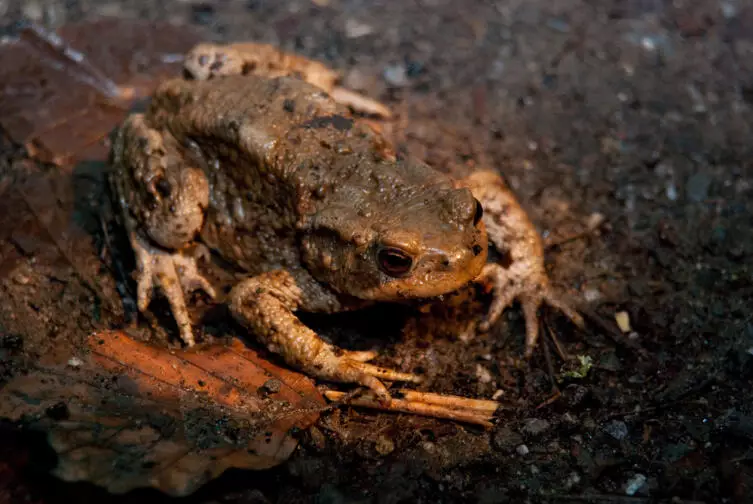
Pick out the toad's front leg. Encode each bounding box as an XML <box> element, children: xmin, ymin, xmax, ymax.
<box><xmin>460</xmin><ymin>170</ymin><xmax>584</xmax><ymax>357</ymax></box>
<box><xmin>229</xmin><ymin>269</ymin><xmax>421</xmax><ymax>400</ymax></box>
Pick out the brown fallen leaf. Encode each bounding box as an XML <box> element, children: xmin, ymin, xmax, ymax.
<box><xmin>0</xmin><ymin>331</ymin><xmax>325</xmax><ymax>496</ymax></box>
<box><xmin>0</xmin><ymin>19</ymin><xmax>202</xmax><ymax>166</ymax></box>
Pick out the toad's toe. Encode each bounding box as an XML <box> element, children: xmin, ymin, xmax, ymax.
<box><xmin>184</xmin><ymin>44</ymin><xmax>243</xmax><ymax>81</ymax></box>
<box><xmin>477</xmin><ymin>263</ymin><xmax>582</xmax><ymax>356</ymax></box>
<box><xmin>130</xmin><ymin>234</ymin><xmax>216</xmax><ymax>347</ymax></box>
<box><xmin>333</xmin><ymin>358</ymin><xmax>423</xmax><ymax>402</ymax></box>
<box><xmin>340</xmin><ymin>349</ymin><xmax>380</xmax><ymax>362</ymax></box>
<box><xmin>172</xmin><ymin>251</ymin><xmax>217</xmax><ymax>300</ymax></box>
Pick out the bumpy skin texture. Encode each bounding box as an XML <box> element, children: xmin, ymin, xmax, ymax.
<box><xmin>184</xmin><ymin>42</ymin><xmax>392</xmax><ymax>118</ymax></box>
<box><xmin>111</xmin><ymin>43</ymin><xmax>582</xmax><ymax>399</ymax></box>
<box><xmin>111</xmin><ymin>74</ymin><xmax>488</xmax><ymax>398</ymax></box>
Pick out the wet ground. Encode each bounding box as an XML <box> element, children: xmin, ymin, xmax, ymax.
<box><xmin>1</xmin><ymin>0</ymin><xmax>753</xmax><ymax>503</ymax></box>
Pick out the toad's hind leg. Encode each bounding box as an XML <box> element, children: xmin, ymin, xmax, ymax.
<box><xmin>230</xmin><ymin>269</ymin><xmax>421</xmax><ymax>400</ymax></box>
<box><xmin>460</xmin><ymin>170</ymin><xmax>584</xmax><ymax>357</ymax></box>
<box><xmin>183</xmin><ymin>42</ymin><xmax>392</xmax><ymax>118</ymax></box>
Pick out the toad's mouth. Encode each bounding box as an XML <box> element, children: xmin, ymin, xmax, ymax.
<box><xmin>363</xmin><ymin>244</ymin><xmax>489</xmax><ymax>302</ymax></box>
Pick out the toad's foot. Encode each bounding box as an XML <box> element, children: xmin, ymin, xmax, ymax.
<box><xmin>476</xmin><ymin>263</ymin><xmax>583</xmax><ymax>357</ymax></box>
<box><xmin>131</xmin><ymin>233</ymin><xmax>216</xmax><ymax>347</ymax></box>
<box><xmin>184</xmin><ymin>42</ymin><xmax>392</xmax><ymax>118</ymax></box>
<box><xmin>230</xmin><ymin>269</ymin><xmax>421</xmax><ymax>401</ymax></box>
<box><xmin>460</xmin><ymin>170</ymin><xmax>584</xmax><ymax>356</ymax></box>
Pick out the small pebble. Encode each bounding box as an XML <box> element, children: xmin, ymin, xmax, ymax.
<box><xmin>516</xmin><ymin>444</ymin><xmax>530</xmax><ymax>456</ymax></box>
<box><xmin>344</xmin><ymin>18</ymin><xmax>374</xmax><ymax>38</ymax></box>
<box><xmin>67</xmin><ymin>356</ymin><xmax>83</xmax><ymax>368</ymax></box>
<box><xmin>641</xmin><ymin>36</ymin><xmax>656</xmax><ymax>51</ymax></box>
<box><xmin>604</xmin><ymin>420</ymin><xmax>629</xmax><ymax>440</ymax></box>
<box><xmin>522</xmin><ymin>418</ymin><xmax>551</xmax><ymax>436</ymax></box>
<box><xmin>583</xmin><ymin>288</ymin><xmax>602</xmax><ymax>303</ymax></box>
<box><xmin>491</xmin><ymin>389</ymin><xmax>504</xmax><ymax>400</ymax></box>
<box><xmin>492</xmin><ymin>427</ymin><xmax>523</xmax><ymax>452</ymax></box>
<box><xmin>615</xmin><ymin>311</ymin><xmax>632</xmax><ymax>333</ymax></box>
<box><xmin>564</xmin><ymin>472</ymin><xmax>581</xmax><ymax>489</ymax></box>
<box><xmin>561</xmin><ymin>413</ymin><xmax>577</xmax><ymax>424</ymax></box>
<box><xmin>625</xmin><ymin>473</ymin><xmax>647</xmax><ymax>495</ymax></box>
<box><xmin>383</xmin><ymin>64</ymin><xmax>408</xmax><ymax>87</ymax></box>
<box><xmin>666</xmin><ymin>183</ymin><xmax>678</xmax><ymax>201</ymax></box>
<box><xmin>476</xmin><ymin>364</ymin><xmax>493</xmax><ymax>384</ymax></box>
<box><xmin>586</xmin><ymin>212</ymin><xmax>605</xmax><ymax>231</ymax></box>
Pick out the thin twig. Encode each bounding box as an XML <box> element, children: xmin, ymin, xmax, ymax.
<box><xmin>395</xmin><ymin>390</ymin><xmax>500</xmax><ymax>414</ymax></box>
<box><xmin>323</xmin><ymin>389</ymin><xmax>498</xmax><ymax>428</ymax></box>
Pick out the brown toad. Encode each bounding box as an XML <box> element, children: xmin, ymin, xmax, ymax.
<box><xmin>110</xmin><ymin>42</ymin><xmax>582</xmax><ymax>399</ymax></box>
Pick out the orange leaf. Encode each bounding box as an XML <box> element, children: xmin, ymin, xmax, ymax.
<box><xmin>0</xmin><ymin>331</ymin><xmax>325</xmax><ymax>496</ymax></box>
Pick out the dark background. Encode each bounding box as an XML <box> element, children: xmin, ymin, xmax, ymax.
<box><xmin>1</xmin><ymin>0</ymin><xmax>752</xmax><ymax>502</ymax></box>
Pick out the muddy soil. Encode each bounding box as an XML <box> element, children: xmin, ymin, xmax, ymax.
<box><xmin>1</xmin><ymin>0</ymin><xmax>753</xmax><ymax>503</ymax></box>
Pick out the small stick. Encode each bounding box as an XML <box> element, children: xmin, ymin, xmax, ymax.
<box><xmin>395</xmin><ymin>390</ymin><xmax>500</xmax><ymax>414</ymax></box>
<box><xmin>323</xmin><ymin>390</ymin><xmax>498</xmax><ymax>428</ymax></box>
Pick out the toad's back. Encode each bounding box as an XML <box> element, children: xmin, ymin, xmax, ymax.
<box><xmin>142</xmin><ymin>75</ymin><xmax>400</xmax><ymax>272</ymax></box>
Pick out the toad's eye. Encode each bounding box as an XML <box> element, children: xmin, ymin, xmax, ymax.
<box><xmin>473</xmin><ymin>199</ymin><xmax>484</xmax><ymax>226</ymax></box>
<box><xmin>377</xmin><ymin>247</ymin><xmax>414</xmax><ymax>277</ymax></box>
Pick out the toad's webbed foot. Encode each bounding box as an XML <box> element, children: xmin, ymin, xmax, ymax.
<box><xmin>460</xmin><ymin>170</ymin><xmax>584</xmax><ymax>356</ymax></box>
<box><xmin>229</xmin><ymin>269</ymin><xmax>421</xmax><ymax>401</ymax></box>
<box><xmin>131</xmin><ymin>234</ymin><xmax>216</xmax><ymax>347</ymax></box>
<box><xmin>476</xmin><ymin>263</ymin><xmax>583</xmax><ymax>357</ymax></box>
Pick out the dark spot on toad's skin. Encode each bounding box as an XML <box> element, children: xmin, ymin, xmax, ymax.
<box><xmin>472</xmin><ymin>244</ymin><xmax>484</xmax><ymax>256</ymax></box>
<box><xmin>242</xmin><ymin>61</ymin><xmax>257</xmax><ymax>74</ymax></box>
<box><xmin>283</xmin><ymin>99</ymin><xmax>296</xmax><ymax>113</ymax></box>
<box><xmin>155</xmin><ymin>177</ymin><xmax>172</xmax><ymax>197</ymax></box>
<box><xmin>496</xmin><ymin>247</ymin><xmax>514</xmax><ymax>268</ymax></box>
<box><xmin>301</xmin><ymin>115</ymin><xmax>354</xmax><ymax>131</ymax></box>
<box><xmin>145</xmin><ymin>192</ymin><xmax>158</xmax><ymax>210</ymax></box>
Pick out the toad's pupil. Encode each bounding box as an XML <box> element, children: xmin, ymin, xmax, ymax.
<box><xmin>377</xmin><ymin>248</ymin><xmax>413</xmax><ymax>277</ymax></box>
<box><xmin>473</xmin><ymin>199</ymin><xmax>484</xmax><ymax>225</ymax></box>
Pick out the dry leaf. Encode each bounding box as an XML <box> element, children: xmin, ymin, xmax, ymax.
<box><xmin>0</xmin><ymin>331</ymin><xmax>325</xmax><ymax>496</ymax></box>
<box><xmin>0</xmin><ymin>19</ymin><xmax>201</xmax><ymax>166</ymax></box>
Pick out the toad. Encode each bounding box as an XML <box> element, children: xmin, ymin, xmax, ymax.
<box><xmin>110</xmin><ymin>42</ymin><xmax>583</xmax><ymax>400</ymax></box>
